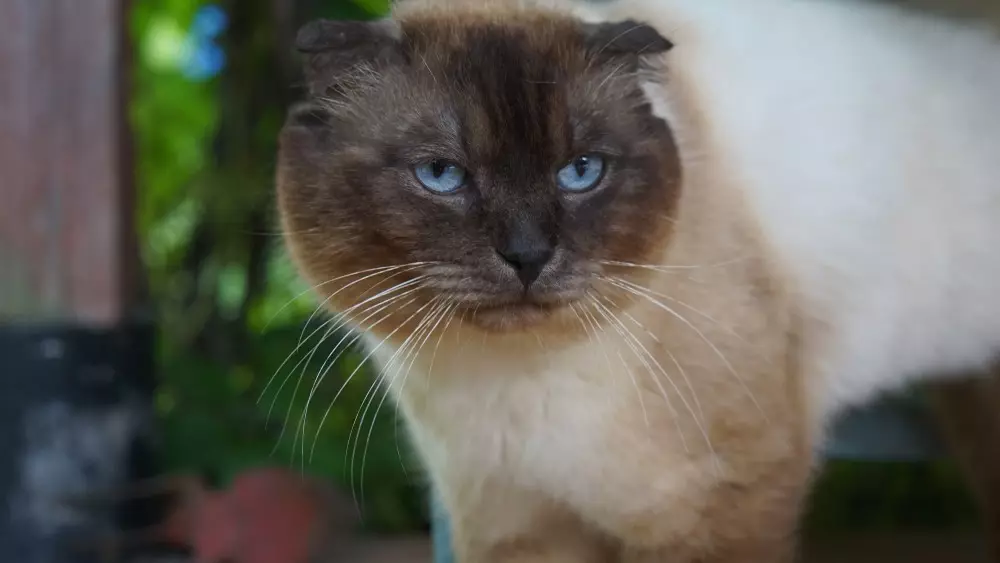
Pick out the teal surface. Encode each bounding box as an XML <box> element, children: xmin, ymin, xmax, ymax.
<box><xmin>432</xmin><ymin>495</ymin><xmax>455</xmax><ymax>563</ymax></box>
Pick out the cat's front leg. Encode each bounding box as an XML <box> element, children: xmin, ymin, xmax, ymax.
<box><xmin>612</xmin><ymin>457</ymin><xmax>808</xmax><ymax>563</ymax></box>
<box><xmin>621</xmin><ymin>534</ymin><xmax>798</xmax><ymax>563</ymax></box>
<box><xmin>595</xmin><ymin>418</ymin><xmax>811</xmax><ymax>563</ymax></box>
<box><xmin>443</xmin><ymin>483</ymin><xmax>617</xmax><ymax>563</ymax></box>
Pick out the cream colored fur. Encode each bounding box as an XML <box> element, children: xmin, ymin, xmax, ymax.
<box><xmin>357</xmin><ymin>0</ymin><xmax>1000</xmax><ymax>560</ymax></box>
<box><xmin>613</xmin><ymin>0</ymin><xmax>1000</xmax><ymax>428</ymax></box>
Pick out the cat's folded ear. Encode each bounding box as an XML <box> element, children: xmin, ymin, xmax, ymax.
<box><xmin>581</xmin><ymin>20</ymin><xmax>673</xmax><ymax>57</ymax></box>
<box><xmin>295</xmin><ymin>19</ymin><xmax>402</xmax><ymax>97</ymax></box>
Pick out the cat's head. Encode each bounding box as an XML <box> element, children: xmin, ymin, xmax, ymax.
<box><xmin>277</xmin><ymin>2</ymin><xmax>681</xmax><ymax>333</ymax></box>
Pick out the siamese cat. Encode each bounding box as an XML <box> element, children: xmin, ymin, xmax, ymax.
<box><xmin>276</xmin><ymin>0</ymin><xmax>1000</xmax><ymax>560</ymax></box>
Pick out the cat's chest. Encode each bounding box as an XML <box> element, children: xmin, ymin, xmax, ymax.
<box><xmin>376</xmin><ymin>338</ymin><xmax>635</xmax><ymax>488</ymax></box>
<box><xmin>377</xmin><ymin>336</ymin><xmax>707</xmax><ymax>523</ymax></box>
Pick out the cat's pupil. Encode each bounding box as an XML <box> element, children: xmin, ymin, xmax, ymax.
<box><xmin>573</xmin><ymin>156</ymin><xmax>590</xmax><ymax>177</ymax></box>
<box><xmin>431</xmin><ymin>160</ymin><xmax>448</xmax><ymax>178</ymax></box>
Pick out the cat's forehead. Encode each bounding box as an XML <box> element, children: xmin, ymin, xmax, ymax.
<box><xmin>295</xmin><ymin>8</ymin><xmax>671</xmax><ymax>103</ymax></box>
<box><xmin>396</xmin><ymin>17</ymin><xmax>599</xmax><ymax>167</ymax></box>
<box><xmin>400</xmin><ymin>13</ymin><xmax>586</xmax><ymax>68</ymax></box>
<box><xmin>292</xmin><ymin>8</ymin><xmax>672</xmax><ymax>164</ymax></box>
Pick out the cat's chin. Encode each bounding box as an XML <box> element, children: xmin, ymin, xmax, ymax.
<box><xmin>464</xmin><ymin>301</ymin><xmax>565</xmax><ymax>332</ymax></box>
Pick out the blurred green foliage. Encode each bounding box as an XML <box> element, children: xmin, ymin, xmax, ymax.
<box><xmin>806</xmin><ymin>460</ymin><xmax>977</xmax><ymax>534</ymax></box>
<box><xmin>131</xmin><ymin>0</ymin><xmax>979</xmax><ymax>539</ymax></box>
<box><xmin>132</xmin><ymin>0</ymin><xmax>425</xmax><ymax>533</ymax></box>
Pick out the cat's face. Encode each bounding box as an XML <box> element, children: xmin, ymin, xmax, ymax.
<box><xmin>278</xmin><ymin>7</ymin><xmax>681</xmax><ymax>332</ymax></box>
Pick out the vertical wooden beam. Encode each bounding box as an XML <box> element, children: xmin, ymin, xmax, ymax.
<box><xmin>0</xmin><ymin>2</ymin><xmax>157</xmax><ymax>562</ymax></box>
<box><xmin>0</xmin><ymin>0</ymin><xmax>135</xmax><ymax>326</ymax></box>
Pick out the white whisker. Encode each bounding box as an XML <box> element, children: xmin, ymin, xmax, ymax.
<box><xmin>266</xmin><ymin>275</ymin><xmax>430</xmax><ymax>457</ymax></box>
<box><xmin>578</xmin><ymin>299</ymin><xmax>623</xmax><ymax>411</ymax></box>
<box><xmin>589</xmin><ymin>298</ymin><xmax>694</xmax><ymax>454</ymax></box>
<box><xmin>604</xmin><ymin>277</ymin><xmax>768</xmax><ymax>423</ymax></box>
<box><xmin>584</xmin><ymin>294</ymin><xmax>651</xmax><ymax>429</ymax></box>
<box><xmin>592</xmin><ymin>287</ymin><xmax>706</xmax><ymax>436</ymax></box>
<box><xmin>291</xmin><ymin>283</ymin><xmax>427</xmax><ymax>461</ymax></box>
<box><xmin>368</xmin><ymin>300</ymin><xmax>456</xmax><ymax>506</ymax></box>
<box><xmin>258</xmin><ymin>263</ymin><xmax>430</xmax><ymax>406</ymax></box>
<box><xmin>614</xmin><ymin>277</ymin><xmax>765</xmax><ymax>363</ymax></box>
<box><xmin>261</xmin><ymin>262</ymin><xmax>430</xmax><ymax>332</ymax></box>
<box><xmin>598</xmin><ymin>257</ymin><xmax>752</xmax><ymax>272</ymax></box>
<box><xmin>587</xmin><ymin>290</ymin><xmax>718</xmax><ymax>459</ymax></box>
<box><xmin>292</xmin><ymin>262</ymin><xmax>427</xmax><ymax>348</ymax></box>
<box><xmin>306</xmin><ymin>292</ymin><xmax>431</xmax><ymax>466</ymax></box>
<box><xmin>353</xmin><ymin>297</ymin><xmax>448</xmax><ymax>508</ymax></box>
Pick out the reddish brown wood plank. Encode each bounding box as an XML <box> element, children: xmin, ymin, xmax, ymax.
<box><xmin>0</xmin><ymin>0</ymin><xmax>134</xmax><ymax>325</ymax></box>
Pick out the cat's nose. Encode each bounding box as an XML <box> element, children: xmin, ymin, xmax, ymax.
<box><xmin>497</xmin><ymin>242</ymin><xmax>554</xmax><ymax>288</ymax></box>
<box><xmin>495</xmin><ymin>215</ymin><xmax>556</xmax><ymax>288</ymax></box>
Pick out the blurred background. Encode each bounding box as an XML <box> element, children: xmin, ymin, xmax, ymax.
<box><xmin>1</xmin><ymin>0</ymin><xmax>998</xmax><ymax>562</ymax></box>
<box><xmin>131</xmin><ymin>0</ymin><xmax>430</xmax><ymax>533</ymax></box>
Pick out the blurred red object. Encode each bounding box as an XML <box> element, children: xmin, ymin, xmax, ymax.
<box><xmin>157</xmin><ymin>468</ymin><xmax>334</xmax><ymax>563</ymax></box>
<box><xmin>61</xmin><ymin>466</ymin><xmax>357</xmax><ymax>563</ymax></box>
<box><xmin>153</xmin><ymin>467</ymin><xmax>355</xmax><ymax>563</ymax></box>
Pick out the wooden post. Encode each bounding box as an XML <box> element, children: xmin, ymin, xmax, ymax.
<box><xmin>0</xmin><ymin>1</ymin><xmax>157</xmax><ymax>562</ymax></box>
<box><xmin>0</xmin><ymin>0</ymin><xmax>137</xmax><ymax>325</ymax></box>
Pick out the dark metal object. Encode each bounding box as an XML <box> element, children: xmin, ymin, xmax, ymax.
<box><xmin>0</xmin><ymin>322</ymin><xmax>157</xmax><ymax>563</ymax></box>
<box><xmin>823</xmin><ymin>393</ymin><xmax>945</xmax><ymax>461</ymax></box>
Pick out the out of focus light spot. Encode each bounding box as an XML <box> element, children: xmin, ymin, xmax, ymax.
<box><xmin>142</xmin><ymin>5</ymin><xmax>228</xmax><ymax>81</ymax></box>
<box><xmin>155</xmin><ymin>389</ymin><xmax>177</xmax><ymax>415</ymax></box>
<box><xmin>144</xmin><ymin>17</ymin><xmax>189</xmax><ymax>71</ymax></box>
<box><xmin>191</xmin><ymin>4</ymin><xmax>228</xmax><ymax>39</ymax></box>
<box><xmin>183</xmin><ymin>4</ymin><xmax>227</xmax><ymax>80</ymax></box>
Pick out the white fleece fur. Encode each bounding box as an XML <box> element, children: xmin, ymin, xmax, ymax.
<box><xmin>597</xmin><ymin>0</ymin><xmax>1000</xmax><ymax>426</ymax></box>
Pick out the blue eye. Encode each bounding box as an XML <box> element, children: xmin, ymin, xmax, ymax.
<box><xmin>414</xmin><ymin>160</ymin><xmax>466</xmax><ymax>193</ymax></box>
<box><xmin>556</xmin><ymin>155</ymin><xmax>606</xmax><ymax>192</ymax></box>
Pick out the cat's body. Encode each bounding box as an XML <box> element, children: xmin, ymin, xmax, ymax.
<box><xmin>626</xmin><ymin>0</ymin><xmax>1000</xmax><ymax>422</ymax></box>
<box><xmin>277</xmin><ymin>0</ymin><xmax>1000</xmax><ymax>560</ymax></box>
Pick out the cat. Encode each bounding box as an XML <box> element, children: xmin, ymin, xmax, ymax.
<box><xmin>275</xmin><ymin>0</ymin><xmax>1000</xmax><ymax>560</ymax></box>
